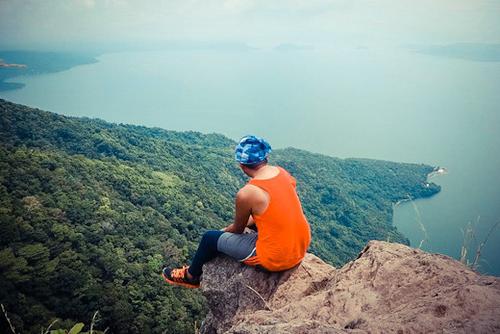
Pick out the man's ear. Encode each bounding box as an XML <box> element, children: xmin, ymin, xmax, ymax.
<box><xmin>240</xmin><ymin>164</ymin><xmax>249</xmax><ymax>175</ymax></box>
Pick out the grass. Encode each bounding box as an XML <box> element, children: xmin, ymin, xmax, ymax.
<box><xmin>405</xmin><ymin>194</ymin><xmax>428</xmax><ymax>249</ymax></box>
<box><xmin>1</xmin><ymin>304</ymin><xmax>17</xmax><ymax>334</ymax></box>
<box><xmin>1</xmin><ymin>306</ymin><xmax>106</xmax><ymax>334</ymax></box>
<box><xmin>460</xmin><ymin>217</ymin><xmax>500</xmax><ymax>271</ymax></box>
<box><xmin>403</xmin><ymin>195</ymin><xmax>499</xmax><ymax>273</ymax></box>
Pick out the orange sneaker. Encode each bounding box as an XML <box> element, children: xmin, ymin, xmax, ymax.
<box><xmin>162</xmin><ymin>266</ymin><xmax>200</xmax><ymax>288</ymax></box>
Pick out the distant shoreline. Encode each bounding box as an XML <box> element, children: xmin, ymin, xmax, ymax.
<box><xmin>0</xmin><ymin>50</ymin><xmax>99</xmax><ymax>92</ymax></box>
<box><xmin>427</xmin><ymin>166</ymin><xmax>448</xmax><ymax>179</ymax></box>
<box><xmin>393</xmin><ymin>166</ymin><xmax>446</xmax><ymax>208</ymax></box>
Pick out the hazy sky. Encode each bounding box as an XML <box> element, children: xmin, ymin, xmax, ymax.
<box><xmin>1</xmin><ymin>0</ymin><xmax>499</xmax><ymax>50</ymax></box>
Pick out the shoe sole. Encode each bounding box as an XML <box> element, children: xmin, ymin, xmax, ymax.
<box><xmin>161</xmin><ymin>272</ymin><xmax>200</xmax><ymax>289</ymax></box>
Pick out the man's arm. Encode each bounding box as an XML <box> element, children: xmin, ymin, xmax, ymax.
<box><xmin>224</xmin><ymin>187</ymin><xmax>253</xmax><ymax>234</ymax></box>
<box><xmin>247</xmin><ymin>215</ymin><xmax>255</xmax><ymax>227</ymax></box>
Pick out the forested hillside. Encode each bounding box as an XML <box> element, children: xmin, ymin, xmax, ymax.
<box><xmin>0</xmin><ymin>99</ymin><xmax>440</xmax><ymax>333</ymax></box>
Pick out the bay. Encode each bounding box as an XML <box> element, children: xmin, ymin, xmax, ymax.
<box><xmin>2</xmin><ymin>47</ymin><xmax>499</xmax><ymax>275</ymax></box>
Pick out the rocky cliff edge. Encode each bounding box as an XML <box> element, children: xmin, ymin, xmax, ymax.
<box><xmin>200</xmin><ymin>241</ymin><xmax>500</xmax><ymax>334</ymax></box>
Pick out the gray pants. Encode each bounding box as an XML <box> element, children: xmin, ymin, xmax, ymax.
<box><xmin>217</xmin><ymin>231</ymin><xmax>257</xmax><ymax>261</ymax></box>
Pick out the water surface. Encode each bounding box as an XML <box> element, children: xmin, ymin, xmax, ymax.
<box><xmin>2</xmin><ymin>47</ymin><xmax>499</xmax><ymax>274</ymax></box>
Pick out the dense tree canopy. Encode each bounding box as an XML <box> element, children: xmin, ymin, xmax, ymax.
<box><xmin>0</xmin><ymin>99</ymin><xmax>439</xmax><ymax>333</ymax></box>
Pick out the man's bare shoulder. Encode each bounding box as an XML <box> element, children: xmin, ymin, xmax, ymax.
<box><xmin>238</xmin><ymin>184</ymin><xmax>269</xmax><ymax>207</ymax></box>
<box><xmin>237</xmin><ymin>184</ymin><xmax>259</xmax><ymax>199</ymax></box>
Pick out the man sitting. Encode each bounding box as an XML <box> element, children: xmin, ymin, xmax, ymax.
<box><xmin>162</xmin><ymin>135</ymin><xmax>311</xmax><ymax>288</ymax></box>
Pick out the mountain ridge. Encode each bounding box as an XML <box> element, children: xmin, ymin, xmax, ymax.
<box><xmin>0</xmin><ymin>99</ymin><xmax>440</xmax><ymax>333</ymax></box>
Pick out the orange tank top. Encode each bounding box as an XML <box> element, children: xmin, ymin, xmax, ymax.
<box><xmin>244</xmin><ymin>166</ymin><xmax>311</xmax><ymax>271</ymax></box>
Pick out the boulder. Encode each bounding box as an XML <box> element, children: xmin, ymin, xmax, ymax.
<box><xmin>200</xmin><ymin>241</ymin><xmax>500</xmax><ymax>334</ymax></box>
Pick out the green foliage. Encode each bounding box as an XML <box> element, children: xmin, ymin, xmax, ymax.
<box><xmin>67</xmin><ymin>322</ymin><xmax>84</xmax><ymax>334</ymax></box>
<box><xmin>0</xmin><ymin>99</ymin><xmax>440</xmax><ymax>333</ymax></box>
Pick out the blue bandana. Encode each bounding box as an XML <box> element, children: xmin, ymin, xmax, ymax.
<box><xmin>235</xmin><ymin>135</ymin><xmax>272</xmax><ymax>165</ymax></box>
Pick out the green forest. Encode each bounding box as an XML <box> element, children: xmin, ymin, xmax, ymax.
<box><xmin>0</xmin><ymin>99</ymin><xmax>440</xmax><ymax>333</ymax></box>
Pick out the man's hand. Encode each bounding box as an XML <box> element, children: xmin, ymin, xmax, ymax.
<box><xmin>222</xmin><ymin>223</ymin><xmax>236</xmax><ymax>233</ymax></box>
<box><xmin>223</xmin><ymin>217</ymin><xmax>257</xmax><ymax>234</ymax></box>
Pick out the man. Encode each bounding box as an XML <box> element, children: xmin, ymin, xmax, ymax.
<box><xmin>162</xmin><ymin>135</ymin><xmax>311</xmax><ymax>288</ymax></box>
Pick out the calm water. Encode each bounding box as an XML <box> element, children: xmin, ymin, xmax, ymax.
<box><xmin>2</xmin><ymin>47</ymin><xmax>499</xmax><ymax>275</ymax></box>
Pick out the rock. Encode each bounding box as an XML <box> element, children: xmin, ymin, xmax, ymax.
<box><xmin>200</xmin><ymin>241</ymin><xmax>500</xmax><ymax>334</ymax></box>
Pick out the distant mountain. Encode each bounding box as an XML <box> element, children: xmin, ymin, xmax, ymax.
<box><xmin>0</xmin><ymin>99</ymin><xmax>440</xmax><ymax>333</ymax></box>
<box><xmin>414</xmin><ymin>43</ymin><xmax>500</xmax><ymax>62</ymax></box>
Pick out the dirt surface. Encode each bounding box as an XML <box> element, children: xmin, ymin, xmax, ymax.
<box><xmin>200</xmin><ymin>241</ymin><xmax>500</xmax><ymax>334</ymax></box>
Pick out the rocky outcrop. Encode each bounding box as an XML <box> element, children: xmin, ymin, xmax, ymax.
<box><xmin>200</xmin><ymin>241</ymin><xmax>500</xmax><ymax>334</ymax></box>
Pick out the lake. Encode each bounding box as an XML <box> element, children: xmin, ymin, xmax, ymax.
<box><xmin>2</xmin><ymin>46</ymin><xmax>499</xmax><ymax>275</ymax></box>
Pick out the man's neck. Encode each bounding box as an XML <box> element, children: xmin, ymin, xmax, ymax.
<box><xmin>246</xmin><ymin>164</ymin><xmax>268</xmax><ymax>178</ymax></box>
<box><xmin>249</xmin><ymin>165</ymin><xmax>280</xmax><ymax>180</ymax></box>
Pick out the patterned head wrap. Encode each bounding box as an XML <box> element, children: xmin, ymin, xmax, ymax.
<box><xmin>235</xmin><ymin>135</ymin><xmax>272</xmax><ymax>165</ymax></box>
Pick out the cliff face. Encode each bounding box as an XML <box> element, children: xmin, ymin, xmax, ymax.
<box><xmin>200</xmin><ymin>241</ymin><xmax>500</xmax><ymax>334</ymax></box>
